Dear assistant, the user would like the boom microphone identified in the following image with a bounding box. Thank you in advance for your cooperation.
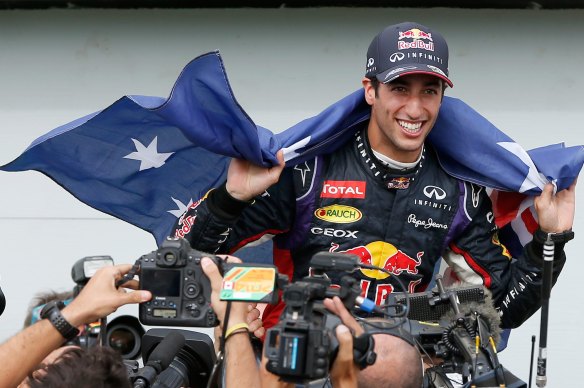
[132,331,186,388]
[147,331,186,372]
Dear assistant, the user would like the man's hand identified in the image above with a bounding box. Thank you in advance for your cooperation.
[202,256,247,330]
[247,303,266,339]
[226,150,285,201]
[535,180,577,233]
[324,297,362,387]
[62,264,151,327]
[324,296,364,336]
[259,353,294,388]
[330,325,358,388]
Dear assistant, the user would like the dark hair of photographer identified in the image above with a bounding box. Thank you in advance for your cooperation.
[25,345,130,388]
[23,290,74,328]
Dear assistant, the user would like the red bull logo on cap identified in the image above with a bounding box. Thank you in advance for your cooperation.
[398,28,434,51]
[330,241,423,280]
[398,28,433,41]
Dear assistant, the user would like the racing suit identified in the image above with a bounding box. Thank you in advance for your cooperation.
[173,127,566,330]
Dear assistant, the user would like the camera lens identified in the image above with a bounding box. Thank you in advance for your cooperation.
[107,324,142,360]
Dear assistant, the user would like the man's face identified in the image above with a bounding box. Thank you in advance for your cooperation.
[363,73,443,163]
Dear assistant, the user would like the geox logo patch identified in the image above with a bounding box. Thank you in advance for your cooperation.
[314,205,362,224]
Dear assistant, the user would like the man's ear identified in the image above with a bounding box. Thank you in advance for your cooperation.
[362,77,376,106]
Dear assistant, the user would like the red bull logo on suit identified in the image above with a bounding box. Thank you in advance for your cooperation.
[329,241,423,279]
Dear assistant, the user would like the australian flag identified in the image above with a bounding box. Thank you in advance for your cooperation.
[1,51,583,261]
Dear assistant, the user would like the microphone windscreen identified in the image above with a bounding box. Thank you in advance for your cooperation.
[146,331,186,370]
[440,295,501,345]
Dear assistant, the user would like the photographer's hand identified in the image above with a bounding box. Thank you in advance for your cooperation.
[259,353,294,388]
[61,264,152,327]
[324,296,364,336]
[201,256,261,388]
[0,264,151,388]
[202,256,249,330]
[247,303,266,339]
[323,297,363,387]
[330,325,358,388]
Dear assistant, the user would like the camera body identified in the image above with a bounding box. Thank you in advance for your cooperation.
[264,264,361,383]
[139,237,219,327]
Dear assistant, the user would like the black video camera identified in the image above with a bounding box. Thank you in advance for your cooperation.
[125,328,216,388]
[139,237,220,327]
[263,252,374,384]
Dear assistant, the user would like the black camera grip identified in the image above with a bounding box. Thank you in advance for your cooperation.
[352,333,377,369]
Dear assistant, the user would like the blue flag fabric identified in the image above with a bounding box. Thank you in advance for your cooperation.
[2,51,583,248]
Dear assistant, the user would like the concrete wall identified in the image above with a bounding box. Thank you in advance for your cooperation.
[0,7,582,386]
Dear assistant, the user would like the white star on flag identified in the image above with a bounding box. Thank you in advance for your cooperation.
[124,136,173,171]
[167,197,193,218]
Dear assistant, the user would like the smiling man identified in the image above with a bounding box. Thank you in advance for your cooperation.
[174,21,576,385]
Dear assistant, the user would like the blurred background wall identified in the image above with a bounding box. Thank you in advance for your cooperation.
[0,7,582,386]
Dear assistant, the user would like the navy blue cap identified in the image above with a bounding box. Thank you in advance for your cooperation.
[365,22,453,88]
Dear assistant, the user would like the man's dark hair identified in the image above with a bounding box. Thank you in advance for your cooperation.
[368,76,446,99]
[27,346,131,388]
[369,77,381,97]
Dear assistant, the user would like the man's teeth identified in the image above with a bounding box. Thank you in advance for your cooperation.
[398,120,422,131]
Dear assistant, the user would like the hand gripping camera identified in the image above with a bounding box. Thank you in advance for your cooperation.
[263,252,376,384]
[139,237,220,327]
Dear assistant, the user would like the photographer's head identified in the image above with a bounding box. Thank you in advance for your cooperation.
[22,346,130,388]
[358,333,423,388]
[324,297,423,388]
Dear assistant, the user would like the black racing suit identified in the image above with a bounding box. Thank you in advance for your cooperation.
[173,127,566,330]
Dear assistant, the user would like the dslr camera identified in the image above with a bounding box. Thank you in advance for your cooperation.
[139,237,220,327]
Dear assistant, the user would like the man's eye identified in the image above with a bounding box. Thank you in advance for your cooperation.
[424,89,439,95]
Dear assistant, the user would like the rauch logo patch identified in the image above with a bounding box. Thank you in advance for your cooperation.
[314,205,362,223]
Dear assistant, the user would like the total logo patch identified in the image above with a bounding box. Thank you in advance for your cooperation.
[314,205,362,224]
[321,180,366,199]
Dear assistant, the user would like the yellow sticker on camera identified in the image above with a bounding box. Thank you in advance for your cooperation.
[220,266,277,302]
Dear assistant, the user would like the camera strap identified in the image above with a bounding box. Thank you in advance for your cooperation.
[206,350,224,388]
[115,259,141,288]
[206,301,233,388]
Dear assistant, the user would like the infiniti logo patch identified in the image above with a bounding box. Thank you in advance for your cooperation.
[389,52,405,62]
[423,185,446,200]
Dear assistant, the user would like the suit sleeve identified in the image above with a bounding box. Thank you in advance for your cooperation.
[172,168,296,255]
[443,182,566,328]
